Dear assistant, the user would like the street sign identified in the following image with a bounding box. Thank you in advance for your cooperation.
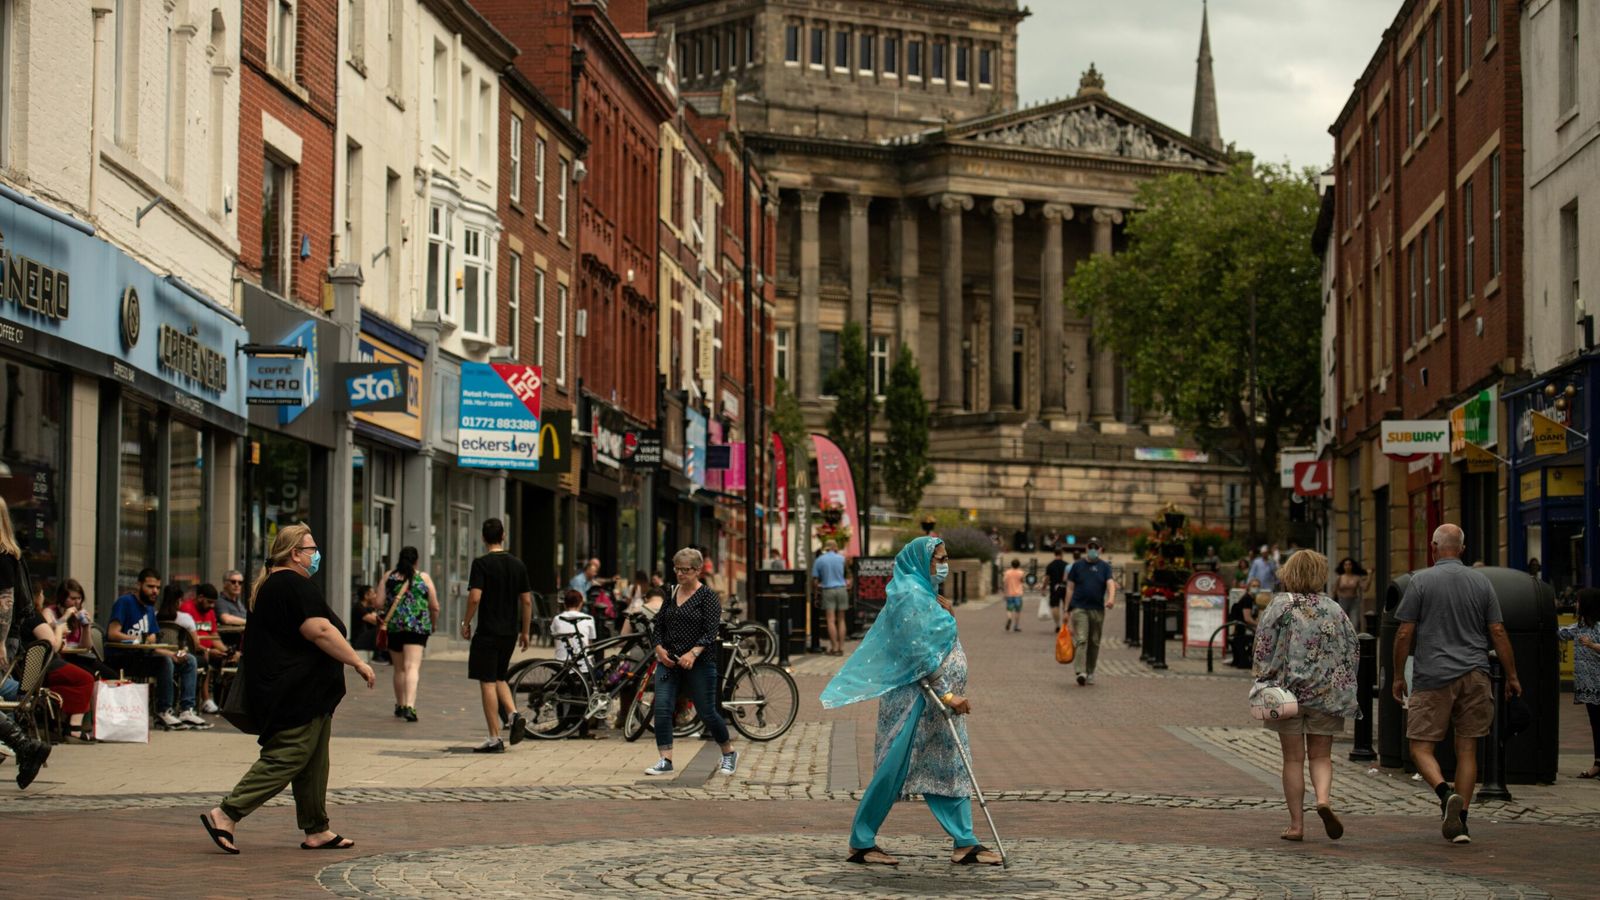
[1292,460,1332,497]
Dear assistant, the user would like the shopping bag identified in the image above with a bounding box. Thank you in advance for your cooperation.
[1035,594,1052,620]
[1055,620,1076,664]
[93,680,150,743]
[220,656,259,735]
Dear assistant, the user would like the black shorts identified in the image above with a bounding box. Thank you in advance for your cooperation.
[1049,584,1067,607]
[467,633,517,682]
[389,630,430,649]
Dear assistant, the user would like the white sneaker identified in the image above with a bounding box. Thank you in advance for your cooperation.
[643,758,674,776]
[158,709,186,729]
[179,709,212,728]
[719,751,740,776]
[1086,674,1096,685]
[201,699,219,714]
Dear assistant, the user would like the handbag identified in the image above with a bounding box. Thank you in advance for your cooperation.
[219,655,259,734]
[374,626,389,652]
[1035,594,1052,621]
[93,679,150,743]
[1249,680,1300,720]
[1055,620,1076,664]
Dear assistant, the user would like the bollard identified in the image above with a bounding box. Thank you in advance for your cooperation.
[1124,592,1141,646]
[776,599,792,668]
[1477,651,1513,802]
[1140,596,1155,663]
[1349,633,1377,762]
[1149,597,1169,670]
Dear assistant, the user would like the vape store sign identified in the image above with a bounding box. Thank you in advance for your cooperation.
[458,363,543,470]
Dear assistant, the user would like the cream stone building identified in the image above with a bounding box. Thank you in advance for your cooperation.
[652,0,1248,545]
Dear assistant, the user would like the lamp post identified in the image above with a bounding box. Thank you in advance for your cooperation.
[1023,477,1035,547]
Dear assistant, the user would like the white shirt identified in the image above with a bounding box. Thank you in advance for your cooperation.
[551,611,596,670]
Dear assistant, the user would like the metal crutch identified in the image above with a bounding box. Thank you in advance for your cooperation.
[919,680,1009,868]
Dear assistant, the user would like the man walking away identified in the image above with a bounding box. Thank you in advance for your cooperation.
[1392,524,1521,845]
[812,540,850,656]
[1067,538,1115,686]
[460,518,534,753]
[1002,559,1026,632]
[1045,547,1069,631]
[1249,546,1279,593]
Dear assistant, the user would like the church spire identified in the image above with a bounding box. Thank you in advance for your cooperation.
[1190,0,1223,152]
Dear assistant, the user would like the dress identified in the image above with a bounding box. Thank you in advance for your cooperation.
[874,641,971,799]
[1558,622,1600,706]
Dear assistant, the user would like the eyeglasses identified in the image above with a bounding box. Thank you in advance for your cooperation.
[297,544,318,553]
[673,566,697,573]
[226,578,244,584]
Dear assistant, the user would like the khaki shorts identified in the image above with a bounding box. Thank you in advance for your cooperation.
[1264,708,1345,736]
[1406,669,1494,741]
[818,587,850,611]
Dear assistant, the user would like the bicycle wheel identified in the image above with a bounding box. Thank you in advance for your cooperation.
[732,624,777,664]
[724,662,799,741]
[510,660,588,739]
[622,662,656,742]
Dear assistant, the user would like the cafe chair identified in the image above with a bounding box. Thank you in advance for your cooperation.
[0,640,62,744]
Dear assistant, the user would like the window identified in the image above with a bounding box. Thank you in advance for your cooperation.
[884,35,899,77]
[384,169,401,303]
[346,0,365,68]
[1561,201,1581,356]
[1432,13,1444,114]
[431,41,447,146]
[819,330,841,394]
[858,32,874,73]
[1408,243,1419,344]
[931,39,946,82]
[1461,0,1472,74]
[477,79,490,172]
[979,48,993,86]
[678,42,689,77]
[1405,55,1416,144]
[344,141,362,261]
[556,283,568,385]
[726,29,736,69]
[508,115,523,203]
[774,328,791,383]
[534,138,547,221]
[386,0,402,93]
[165,20,180,181]
[746,23,755,64]
[462,227,490,337]
[1343,156,1353,225]
[114,0,133,144]
[712,29,722,72]
[262,156,291,296]
[426,203,454,316]
[1419,41,1431,125]
[870,334,889,398]
[508,252,521,359]
[1490,151,1502,277]
[908,39,923,80]
[532,267,546,366]
[809,26,824,68]
[834,28,849,71]
[1421,225,1432,331]
[269,0,296,76]
[1433,211,1446,326]
[954,43,969,84]
[1370,111,1382,190]
[557,158,569,238]
[1560,0,1579,112]
[1463,180,1475,299]
[1487,0,1498,40]
[784,23,799,63]
[458,65,472,166]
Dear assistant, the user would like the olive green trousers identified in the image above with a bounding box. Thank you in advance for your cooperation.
[220,714,333,834]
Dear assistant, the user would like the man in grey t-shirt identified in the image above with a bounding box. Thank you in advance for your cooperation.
[1392,524,1522,846]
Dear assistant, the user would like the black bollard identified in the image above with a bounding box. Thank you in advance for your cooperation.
[1477,651,1513,802]
[1140,596,1154,663]
[1149,597,1169,670]
[1349,633,1377,762]
[1125,592,1141,647]
[776,597,792,668]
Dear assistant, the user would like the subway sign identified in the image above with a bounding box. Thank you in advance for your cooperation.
[1380,419,1451,457]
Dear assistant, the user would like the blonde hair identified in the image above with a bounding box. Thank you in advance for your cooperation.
[251,523,313,607]
[0,496,20,559]
[1278,549,1329,594]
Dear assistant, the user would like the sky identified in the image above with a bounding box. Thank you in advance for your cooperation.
[1016,0,1403,171]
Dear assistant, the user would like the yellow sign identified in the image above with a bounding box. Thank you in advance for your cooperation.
[1463,443,1498,474]
[1547,466,1586,498]
[353,332,425,441]
[1520,470,1542,501]
[1531,410,1567,456]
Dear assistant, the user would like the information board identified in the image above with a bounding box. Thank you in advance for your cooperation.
[853,556,896,627]
[1182,571,1229,655]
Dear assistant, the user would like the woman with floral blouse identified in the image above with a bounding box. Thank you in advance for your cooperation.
[1253,549,1360,842]
[1558,589,1600,779]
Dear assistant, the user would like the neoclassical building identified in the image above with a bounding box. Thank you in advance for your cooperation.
[651,0,1248,545]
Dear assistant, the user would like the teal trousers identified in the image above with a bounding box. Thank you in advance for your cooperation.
[849,692,977,850]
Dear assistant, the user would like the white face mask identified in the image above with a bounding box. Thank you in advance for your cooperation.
[934,562,950,583]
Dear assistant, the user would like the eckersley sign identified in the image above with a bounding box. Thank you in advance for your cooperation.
[1380,420,1451,457]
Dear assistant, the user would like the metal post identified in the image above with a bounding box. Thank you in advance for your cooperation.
[776,596,792,668]
[1150,597,1169,670]
[1350,632,1377,762]
[741,149,757,608]
[1477,651,1512,802]
[1124,591,1141,646]
[1140,596,1154,662]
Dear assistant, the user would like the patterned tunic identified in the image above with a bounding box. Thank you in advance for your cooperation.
[1252,592,1360,718]
[1558,622,1600,706]
[873,640,971,799]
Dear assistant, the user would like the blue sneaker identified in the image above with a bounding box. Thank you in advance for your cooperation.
[644,758,674,776]
[719,750,740,776]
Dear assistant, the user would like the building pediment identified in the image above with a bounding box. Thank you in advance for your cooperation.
[938,96,1221,167]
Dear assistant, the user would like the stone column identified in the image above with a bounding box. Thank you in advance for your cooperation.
[988,199,1024,411]
[847,194,871,326]
[1039,203,1073,415]
[931,192,974,413]
[895,199,921,383]
[798,189,823,403]
[1090,207,1123,422]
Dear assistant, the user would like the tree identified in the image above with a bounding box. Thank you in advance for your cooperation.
[881,345,934,512]
[824,321,876,510]
[771,376,808,488]
[1065,157,1321,541]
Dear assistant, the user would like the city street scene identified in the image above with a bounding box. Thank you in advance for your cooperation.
[1,0,1598,897]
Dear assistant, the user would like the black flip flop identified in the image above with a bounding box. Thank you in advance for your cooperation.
[200,812,239,855]
[952,844,1000,865]
[301,835,356,850]
[846,845,898,866]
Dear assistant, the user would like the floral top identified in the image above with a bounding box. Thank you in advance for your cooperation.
[1558,622,1600,705]
[1253,592,1360,718]
[873,640,970,799]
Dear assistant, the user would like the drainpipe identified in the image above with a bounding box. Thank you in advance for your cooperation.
[88,3,116,213]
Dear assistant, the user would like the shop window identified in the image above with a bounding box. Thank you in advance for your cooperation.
[462,227,491,339]
[118,400,161,594]
[0,360,65,595]
[261,155,292,297]
[167,421,205,588]
[246,427,312,584]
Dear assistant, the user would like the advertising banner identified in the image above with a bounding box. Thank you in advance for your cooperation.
[686,408,708,486]
[1530,410,1567,457]
[853,556,896,627]
[724,442,746,491]
[773,434,789,566]
[811,433,861,557]
[458,362,542,470]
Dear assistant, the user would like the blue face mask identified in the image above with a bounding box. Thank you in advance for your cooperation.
[1086,548,1100,561]
[934,562,950,583]
[307,550,322,575]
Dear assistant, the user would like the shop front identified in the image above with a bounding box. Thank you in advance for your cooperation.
[0,190,247,611]
[1507,356,1597,598]
[509,409,575,593]
[1449,386,1502,567]
[351,310,427,604]
[579,393,645,582]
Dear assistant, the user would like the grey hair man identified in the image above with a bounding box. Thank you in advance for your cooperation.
[1392,524,1522,845]
[216,569,248,625]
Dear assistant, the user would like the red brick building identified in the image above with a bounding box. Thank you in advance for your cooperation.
[237,0,339,308]
[1329,0,1523,605]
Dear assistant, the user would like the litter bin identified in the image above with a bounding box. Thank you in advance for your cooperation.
[753,569,810,660]
[1378,566,1558,783]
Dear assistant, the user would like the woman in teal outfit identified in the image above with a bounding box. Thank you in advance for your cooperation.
[821,536,1001,866]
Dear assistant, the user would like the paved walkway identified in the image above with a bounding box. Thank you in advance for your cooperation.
[3,590,1598,897]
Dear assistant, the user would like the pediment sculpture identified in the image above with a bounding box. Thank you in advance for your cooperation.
[969,106,1199,163]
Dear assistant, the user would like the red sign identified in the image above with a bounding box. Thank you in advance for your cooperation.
[490,363,542,417]
[811,434,861,557]
[1292,460,1332,497]
[773,434,789,567]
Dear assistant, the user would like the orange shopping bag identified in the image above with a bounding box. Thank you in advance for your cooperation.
[1055,620,1075,664]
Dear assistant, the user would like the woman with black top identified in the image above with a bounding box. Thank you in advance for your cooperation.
[381,546,438,722]
[200,524,375,854]
[643,547,738,777]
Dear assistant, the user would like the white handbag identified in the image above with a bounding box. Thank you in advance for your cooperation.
[1249,680,1300,721]
[93,679,151,743]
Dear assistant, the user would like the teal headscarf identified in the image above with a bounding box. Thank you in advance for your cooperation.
[820,536,956,709]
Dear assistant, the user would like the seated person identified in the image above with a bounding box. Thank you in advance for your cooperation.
[1,584,62,784]
[550,591,598,737]
[41,579,91,648]
[1228,584,1259,669]
[214,569,249,626]
[180,583,235,714]
[106,568,206,730]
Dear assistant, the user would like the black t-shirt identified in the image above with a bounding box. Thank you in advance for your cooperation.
[1045,558,1069,587]
[1229,596,1254,623]
[244,570,347,741]
[468,551,533,638]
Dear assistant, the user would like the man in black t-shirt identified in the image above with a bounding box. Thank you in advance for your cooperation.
[460,518,533,753]
[1045,547,1070,631]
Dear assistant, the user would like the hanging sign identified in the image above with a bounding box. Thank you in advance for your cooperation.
[333,362,407,412]
[1291,460,1332,497]
[623,429,662,469]
[458,362,543,470]
[1463,443,1499,474]
[1531,410,1567,456]
[245,355,307,406]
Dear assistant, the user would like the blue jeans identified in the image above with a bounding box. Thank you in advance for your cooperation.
[111,650,197,712]
[653,656,728,752]
[0,675,17,701]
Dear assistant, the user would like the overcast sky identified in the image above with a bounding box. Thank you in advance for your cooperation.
[1016,0,1401,171]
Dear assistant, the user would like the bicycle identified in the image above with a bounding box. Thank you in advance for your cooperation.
[722,595,779,664]
[621,622,798,742]
[509,616,655,740]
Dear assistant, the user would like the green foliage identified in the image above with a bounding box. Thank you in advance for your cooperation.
[880,345,934,512]
[937,526,998,564]
[1129,525,1245,566]
[771,377,808,487]
[1065,157,1322,540]
[824,321,876,507]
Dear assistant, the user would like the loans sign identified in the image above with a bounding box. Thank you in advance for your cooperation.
[458,363,542,470]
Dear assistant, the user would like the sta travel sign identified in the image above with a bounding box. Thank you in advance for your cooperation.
[459,362,543,470]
